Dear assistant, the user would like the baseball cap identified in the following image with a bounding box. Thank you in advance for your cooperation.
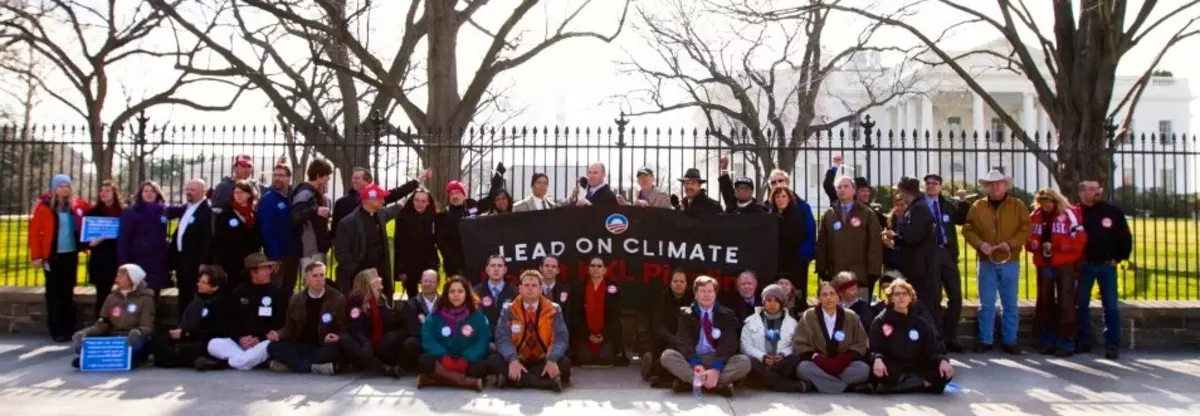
[233,154,253,168]
[733,177,754,189]
[361,183,390,201]
[636,167,654,177]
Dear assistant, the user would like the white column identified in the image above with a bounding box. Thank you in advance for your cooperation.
[919,95,934,175]
[903,98,917,174]
[972,92,988,175]
[904,98,917,137]
[896,100,907,136]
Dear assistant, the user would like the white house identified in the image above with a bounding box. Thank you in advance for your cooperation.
[693,38,1196,207]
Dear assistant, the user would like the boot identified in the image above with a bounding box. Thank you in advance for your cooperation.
[433,363,483,391]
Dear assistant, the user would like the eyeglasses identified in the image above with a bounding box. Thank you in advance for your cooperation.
[889,291,912,298]
[589,264,605,269]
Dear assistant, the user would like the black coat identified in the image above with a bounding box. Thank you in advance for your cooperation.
[569,279,624,348]
[393,203,439,279]
[894,198,939,283]
[544,282,571,321]
[331,190,360,240]
[926,195,968,260]
[345,294,403,346]
[1079,200,1133,263]
[716,173,769,214]
[721,293,761,325]
[231,281,289,339]
[583,183,619,207]
[679,190,723,215]
[653,290,694,346]
[776,204,807,278]
[213,210,262,286]
[401,294,437,341]
[167,200,214,273]
[473,280,519,331]
[868,307,946,364]
[435,199,479,277]
[178,292,234,342]
[334,205,401,286]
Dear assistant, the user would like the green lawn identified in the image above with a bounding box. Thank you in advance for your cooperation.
[2,217,1196,300]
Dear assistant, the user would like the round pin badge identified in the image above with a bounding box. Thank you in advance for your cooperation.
[1101,217,1113,228]
[262,296,272,306]
[712,328,722,339]
[418,313,426,323]
[511,324,522,333]
[201,307,209,318]
[559,292,568,302]
[127,304,138,314]
[482,296,493,307]
[607,285,618,294]
[942,214,951,223]
[834,330,846,342]
[321,312,332,324]
[228,218,240,227]
[850,217,862,227]
[908,329,920,341]
[441,326,451,337]
[350,308,361,319]
[277,202,286,210]
[882,323,893,337]
[76,208,83,216]
[462,324,475,337]
[160,216,168,224]
[110,306,122,318]
[833,221,843,231]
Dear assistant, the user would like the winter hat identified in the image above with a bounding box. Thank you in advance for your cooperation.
[120,264,147,288]
[50,174,72,190]
[446,180,466,197]
[360,183,390,201]
[761,284,788,304]
[854,177,870,189]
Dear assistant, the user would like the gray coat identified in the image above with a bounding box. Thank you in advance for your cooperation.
[333,203,404,284]
[495,299,569,363]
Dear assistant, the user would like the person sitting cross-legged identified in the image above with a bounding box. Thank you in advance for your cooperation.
[794,281,871,394]
[265,261,346,375]
[491,270,571,391]
[341,268,405,378]
[71,264,156,369]
[740,284,804,392]
[152,265,234,370]
[401,270,441,372]
[417,276,491,391]
[868,279,954,394]
[660,275,751,397]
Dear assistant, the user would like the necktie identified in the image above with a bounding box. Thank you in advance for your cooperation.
[492,286,500,299]
[702,312,715,345]
[932,200,947,246]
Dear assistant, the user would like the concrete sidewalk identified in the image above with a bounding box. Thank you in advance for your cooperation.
[0,335,1197,415]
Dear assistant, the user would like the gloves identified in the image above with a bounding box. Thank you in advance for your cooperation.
[669,194,680,208]
[495,162,506,176]
[125,329,144,347]
[440,356,468,373]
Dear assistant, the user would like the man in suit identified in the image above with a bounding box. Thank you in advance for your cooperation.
[513,173,562,212]
[889,177,944,335]
[473,255,519,333]
[573,162,618,207]
[401,270,440,371]
[539,256,570,313]
[630,167,672,208]
[659,275,750,397]
[923,173,969,352]
[332,183,403,298]
[169,178,214,308]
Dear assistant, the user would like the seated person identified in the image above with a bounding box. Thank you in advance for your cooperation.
[418,276,491,391]
[402,270,441,371]
[741,284,803,392]
[207,253,288,370]
[642,269,693,387]
[341,268,404,378]
[71,264,156,368]
[721,270,761,324]
[492,270,571,391]
[472,255,518,335]
[831,271,876,330]
[660,275,751,397]
[868,279,954,394]
[794,282,871,394]
[265,261,346,375]
[870,273,938,334]
[570,255,629,366]
[774,276,802,320]
[153,265,233,370]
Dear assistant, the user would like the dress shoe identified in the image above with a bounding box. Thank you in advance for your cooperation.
[1001,344,1022,355]
[972,343,994,353]
[1104,345,1119,360]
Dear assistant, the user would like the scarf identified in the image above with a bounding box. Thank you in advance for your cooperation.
[368,296,384,346]
[584,279,608,354]
[232,202,256,228]
[761,309,784,355]
[438,305,469,329]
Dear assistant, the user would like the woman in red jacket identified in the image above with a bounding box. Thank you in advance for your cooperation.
[28,174,91,342]
[1025,188,1087,357]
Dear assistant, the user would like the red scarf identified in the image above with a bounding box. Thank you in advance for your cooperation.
[232,202,256,227]
[368,296,384,346]
[584,279,607,354]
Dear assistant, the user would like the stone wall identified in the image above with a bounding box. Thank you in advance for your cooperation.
[2,287,1196,350]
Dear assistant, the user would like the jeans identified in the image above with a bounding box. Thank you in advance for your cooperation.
[976,260,1019,345]
[1077,262,1120,347]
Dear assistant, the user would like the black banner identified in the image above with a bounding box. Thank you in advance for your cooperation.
[459,206,778,310]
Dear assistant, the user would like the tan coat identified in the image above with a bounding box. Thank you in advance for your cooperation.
[79,287,157,338]
[278,287,347,342]
[962,195,1032,258]
[631,187,673,209]
[792,306,868,358]
[815,202,883,282]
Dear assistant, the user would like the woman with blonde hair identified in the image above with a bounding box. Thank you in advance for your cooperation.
[29,174,91,342]
[866,279,953,394]
[1025,188,1087,357]
[342,268,404,378]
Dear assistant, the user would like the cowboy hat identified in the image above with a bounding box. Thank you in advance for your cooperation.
[979,169,1012,185]
[242,252,279,271]
[676,168,706,183]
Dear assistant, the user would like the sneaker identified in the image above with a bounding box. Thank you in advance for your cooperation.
[1002,344,1022,355]
[671,380,690,393]
[851,382,875,394]
[417,374,436,389]
[972,343,994,353]
[1104,345,1119,360]
[268,360,290,372]
[193,356,226,371]
[712,383,735,398]
[310,363,336,375]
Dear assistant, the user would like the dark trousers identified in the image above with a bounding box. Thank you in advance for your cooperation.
[87,262,115,320]
[874,357,951,394]
[786,260,812,309]
[574,340,621,366]
[749,354,802,391]
[913,275,943,339]
[45,252,79,339]
[939,250,962,343]
[175,262,200,316]
[417,354,490,378]
[645,335,673,380]
[401,337,423,370]
[151,336,208,368]
[272,255,300,294]
[340,332,404,373]
[487,356,573,388]
[267,342,340,373]
[1034,266,1078,351]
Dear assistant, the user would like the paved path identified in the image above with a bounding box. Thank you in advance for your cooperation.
[0,335,1197,415]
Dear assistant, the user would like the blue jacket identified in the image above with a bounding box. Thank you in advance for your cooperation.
[795,198,817,261]
[257,187,297,259]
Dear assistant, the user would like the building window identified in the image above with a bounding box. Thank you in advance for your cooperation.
[947,116,962,139]
[991,118,1005,142]
[1158,120,1174,144]
[1161,169,1176,193]
[1122,168,1135,186]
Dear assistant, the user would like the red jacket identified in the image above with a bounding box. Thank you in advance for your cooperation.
[29,193,91,262]
[1025,207,1087,268]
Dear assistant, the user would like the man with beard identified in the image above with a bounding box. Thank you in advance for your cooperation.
[573,162,618,207]
[259,163,299,293]
[1075,180,1132,360]
[888,177,945,340]
[922,173,969,352]
[815,176,883,298]
[962,169,1030,355]
[676,168,722,214]
[717,157,768,214]
[437,180,480,277]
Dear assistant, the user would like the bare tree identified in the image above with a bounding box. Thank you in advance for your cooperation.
[746,0,1200,196]
[620,0,920,179]
[147,0,629,199]
[0,0,250,181]
[0,43,45,209]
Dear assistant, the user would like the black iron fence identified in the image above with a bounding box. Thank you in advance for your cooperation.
[1,119,1197,300]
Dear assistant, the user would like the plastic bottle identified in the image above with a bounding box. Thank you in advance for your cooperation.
[692,366,703,399]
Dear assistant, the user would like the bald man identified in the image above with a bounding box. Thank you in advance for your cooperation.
[573,162,619,207]
[168,178,215,307]
[401,270,441,370]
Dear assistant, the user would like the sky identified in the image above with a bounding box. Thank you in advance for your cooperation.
[9,0,1200,134]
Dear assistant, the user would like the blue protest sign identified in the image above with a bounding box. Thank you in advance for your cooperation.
[80,336,131,372]
[80,217,120,242]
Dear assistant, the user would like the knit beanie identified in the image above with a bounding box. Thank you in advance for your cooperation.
[50,174,72,191]
[761,284,787,304]
[120,264,147,288]
[446,180,466,197]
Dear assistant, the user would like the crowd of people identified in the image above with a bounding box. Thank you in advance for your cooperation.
[26,152,1133,396]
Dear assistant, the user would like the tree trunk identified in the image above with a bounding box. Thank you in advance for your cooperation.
[89,122,114,189]
[424,0,465,203]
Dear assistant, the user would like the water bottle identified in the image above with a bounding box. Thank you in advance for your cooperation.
[692,366,703,399]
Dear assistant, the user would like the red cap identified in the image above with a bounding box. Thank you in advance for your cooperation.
[361,183,389,201]
[446,180,466,196]
[233,154,253,168]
